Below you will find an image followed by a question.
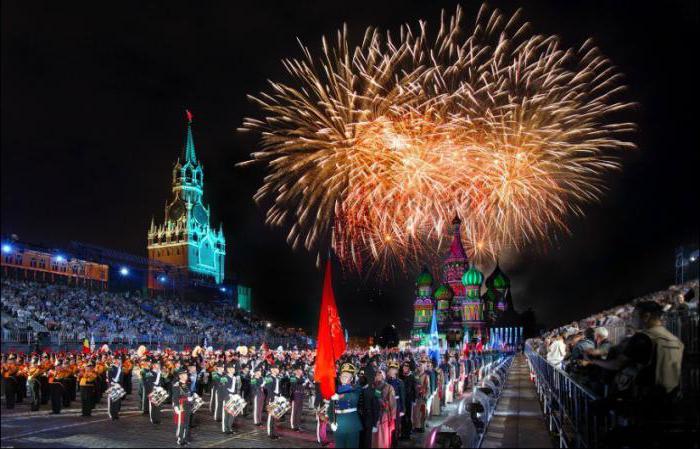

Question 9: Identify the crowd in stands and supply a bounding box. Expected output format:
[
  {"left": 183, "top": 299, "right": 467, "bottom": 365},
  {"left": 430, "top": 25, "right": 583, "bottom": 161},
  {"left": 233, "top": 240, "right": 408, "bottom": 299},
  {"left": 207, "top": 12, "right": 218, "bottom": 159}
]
[
  {"left": 1, "top": 278, "right": 308, "bottom": 348},
  {"left": 528, "top": 279, "right": 698, "bottom": 400}
]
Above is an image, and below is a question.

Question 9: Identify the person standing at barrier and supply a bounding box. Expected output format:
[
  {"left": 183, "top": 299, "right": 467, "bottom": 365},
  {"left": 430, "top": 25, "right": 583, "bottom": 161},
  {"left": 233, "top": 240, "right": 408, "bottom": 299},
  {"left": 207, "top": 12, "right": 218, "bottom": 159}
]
[
  {"left": 546, "top": 333, "right": 566, "bottom": 369},
  {"left": 399, "top": 362, "right": 415, "bottom": 440}
]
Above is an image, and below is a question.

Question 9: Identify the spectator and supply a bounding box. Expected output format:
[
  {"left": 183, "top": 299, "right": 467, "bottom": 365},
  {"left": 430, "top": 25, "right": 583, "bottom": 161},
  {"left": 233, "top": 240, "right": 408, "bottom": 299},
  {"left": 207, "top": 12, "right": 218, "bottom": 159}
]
[{"left": 546, "top": 333, "right": 566, "bottom": 369}]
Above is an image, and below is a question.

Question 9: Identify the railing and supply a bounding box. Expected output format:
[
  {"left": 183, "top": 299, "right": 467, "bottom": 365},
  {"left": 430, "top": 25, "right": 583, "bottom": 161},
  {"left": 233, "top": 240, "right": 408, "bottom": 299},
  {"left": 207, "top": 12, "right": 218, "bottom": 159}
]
[
  {"left": 525, "top": 344, "right": 606, "bottom": 448},
  {"left": 1, "top": 329, "right": 310, "bottom": 350}
]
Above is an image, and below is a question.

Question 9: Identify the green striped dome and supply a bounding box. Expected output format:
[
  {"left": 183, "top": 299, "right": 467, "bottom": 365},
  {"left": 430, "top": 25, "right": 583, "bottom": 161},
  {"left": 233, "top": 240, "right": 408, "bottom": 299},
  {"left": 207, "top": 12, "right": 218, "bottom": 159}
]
[
  {"left": 486, "top": 264, "right": 510, "bottom": 290},
  {"left": 433, "top": 284, "right": 454, "bottom": 302},
  {"left": 415, "top": 267, "right": 434, "bottom": 287},
  {"left": 462, "top": 265, "right": 484, "bottom": 287}
]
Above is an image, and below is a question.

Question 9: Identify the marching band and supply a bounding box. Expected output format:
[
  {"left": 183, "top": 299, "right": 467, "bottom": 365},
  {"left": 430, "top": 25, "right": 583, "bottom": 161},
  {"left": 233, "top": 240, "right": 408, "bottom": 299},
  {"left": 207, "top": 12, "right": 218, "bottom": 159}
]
[{"left": 2, "top": 344, "right": 482, "bottom": 448}]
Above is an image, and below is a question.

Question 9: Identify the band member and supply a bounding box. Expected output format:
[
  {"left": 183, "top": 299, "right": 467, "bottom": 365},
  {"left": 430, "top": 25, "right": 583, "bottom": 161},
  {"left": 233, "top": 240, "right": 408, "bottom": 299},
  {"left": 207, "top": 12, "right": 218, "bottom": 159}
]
[
  {"left": 48, "top": 361, "right": 65, "bottom": 414},
  {"left": 15, "top": 355, "right": 27, "bottom": 404},
  {"left": 264, "top": 360, "right": 286, "bottom": 440},
  {"left": 107, "top": 357, "right": 124, "bottom": 420},
  {"left": 221, "top": 362, "right": 241, "bottom": 434},
  {"left": 373, "top": 369, "right": 396, "bottom": 448},
  {"left": 68, "top": 355, "right": 78, "bottom": 402},
  {"left": 288, "top": 363, "right": 309, "bottom": 431},
  {"left": 146, "top": 359, "right": 168, "bottom": 424},
  {"left": 59, "top": 359, "right": 74, "bottom": 407},
  {"left": 329, "top": 363, "right": 362, "bottom": 448},
  {"left": 187, "top": 364, "right": 201, "bottom": 428},
  {"left": 172, "top": 369, "right": 192, "bottom": 447},
  {"left": 386, "top": 360, "right": 405, "bottom": 446},
  {"left": 358, "top": 367, "right": 380, "bottom": 449},
  {"left": 314, "top": 382, "right": 330, "bottom": 447},
  {"left": 138, "top": 358, "right": 153, "bottom": 414},
  {"left": 39, "top": 354, "right": 51, "bottom": 405},
  {"left": 212, "top": 362, "right": 226, "bottom": 422},
  {"left": 122, "top": 356, "right": 133, "bottom": 396},
  {"left": 251, "top": 365, "right": 266, "bottom": 426},
  {"left": 240, "top": 363, "right": 252, "bottom": 418},
  {"left": 27, "top": 357, "right": 43, "bottom": 411},
  {"left": 399, "top": 362, "right": 416, "bottom": 440},
  {"left": 412, "top": 359, "right": 430, "bottom": 432},
  {"left": 95, "top": 357, "right": 107, "bottom": 405},
  {"left": 2, "top": 354, "right": 18, "bottom": 409},
  {"left": 79, "top": 362, "right": 97, "bottom": 417}
]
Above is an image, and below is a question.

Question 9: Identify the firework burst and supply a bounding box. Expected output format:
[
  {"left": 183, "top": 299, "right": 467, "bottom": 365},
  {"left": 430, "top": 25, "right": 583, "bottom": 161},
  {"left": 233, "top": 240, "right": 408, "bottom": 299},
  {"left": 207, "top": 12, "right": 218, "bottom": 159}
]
[{"left": 239, "top": 4, "right": 636, "bottom": 274}]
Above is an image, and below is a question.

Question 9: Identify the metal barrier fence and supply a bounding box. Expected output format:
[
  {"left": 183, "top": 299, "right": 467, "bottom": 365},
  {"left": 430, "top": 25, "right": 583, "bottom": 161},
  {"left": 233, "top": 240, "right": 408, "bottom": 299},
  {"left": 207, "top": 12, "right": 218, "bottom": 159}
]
[
  {"left": 525, "top": 344, "right": 606, "bottom": 448},
  {"left": 1, "top": 329, "right": 310, "bottom": 350}
]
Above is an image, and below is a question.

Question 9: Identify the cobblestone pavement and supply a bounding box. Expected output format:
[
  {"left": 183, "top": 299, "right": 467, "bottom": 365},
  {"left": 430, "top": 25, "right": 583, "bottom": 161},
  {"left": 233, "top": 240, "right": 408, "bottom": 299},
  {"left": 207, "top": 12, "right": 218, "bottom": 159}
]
[
  {"left": 1, "top": 377, "right": 463, "bottom": 448},
  {"left": 2, "top": 378, "right": 321, "bottom": 448}
]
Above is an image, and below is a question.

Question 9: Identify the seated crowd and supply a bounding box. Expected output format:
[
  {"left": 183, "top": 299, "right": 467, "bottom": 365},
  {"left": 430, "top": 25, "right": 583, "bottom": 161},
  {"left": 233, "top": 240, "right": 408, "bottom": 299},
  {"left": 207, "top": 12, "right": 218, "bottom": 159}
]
[{"left": 1, "top": 278, "right": 307, "bottom": 348}]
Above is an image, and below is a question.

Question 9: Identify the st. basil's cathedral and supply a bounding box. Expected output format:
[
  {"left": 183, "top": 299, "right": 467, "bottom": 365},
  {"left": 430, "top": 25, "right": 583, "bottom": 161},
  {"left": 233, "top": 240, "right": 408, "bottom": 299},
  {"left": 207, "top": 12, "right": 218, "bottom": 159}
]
[{"left": 412, "top": 216, "right": 523, "bottom": 349}]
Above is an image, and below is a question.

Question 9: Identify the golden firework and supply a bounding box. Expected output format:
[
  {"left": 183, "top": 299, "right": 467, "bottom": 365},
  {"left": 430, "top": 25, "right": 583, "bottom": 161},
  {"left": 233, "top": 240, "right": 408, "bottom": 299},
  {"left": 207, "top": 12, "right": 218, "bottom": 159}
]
[{"left": 239, "top": 4, "right": 636, "bottom": 274}]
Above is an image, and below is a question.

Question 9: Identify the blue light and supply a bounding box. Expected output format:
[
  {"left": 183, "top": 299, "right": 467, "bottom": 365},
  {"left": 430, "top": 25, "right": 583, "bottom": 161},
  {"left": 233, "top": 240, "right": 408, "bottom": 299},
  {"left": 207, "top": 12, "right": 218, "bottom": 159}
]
[
  {"left": 120, "top": 267, "right": 129, "bottom": 276},
  {"left": 159, "top": 275, "right": 167, "bottom": 283},
  {"left": 220, "top": 287, "right": 226, "bottom": 293},
  {"left": 1, "top": 244, "right": 11, "bottom": 254},
  {"left": 55, "top": 255, "right": 65, "bottom": 262}
]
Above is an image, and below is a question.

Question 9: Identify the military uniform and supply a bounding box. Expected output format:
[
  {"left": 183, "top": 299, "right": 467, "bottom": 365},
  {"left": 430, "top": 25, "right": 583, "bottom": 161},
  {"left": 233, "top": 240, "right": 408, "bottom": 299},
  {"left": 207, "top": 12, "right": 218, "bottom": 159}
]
[
  {"left": 2, "top": 356, "right": 18, "bottom": 409},
  {"left": 171, "top": 370, "right": 193, "bottom": 446},
  {"left": 220, "top": 365, "right": 241, "bottom": 434},
  {"left": 386, "top": 361, "right": 405, "bottom": 446},
  {"left": 288, "top": 366, "right": 309, "bottom": 431},
  {"left": 107, "top": 362, "right": 124, "bottom": 420},
  {"left": 251, "top": 367, "right": 266, "bottom": 426},
  {"left": 330, "top": 363, "right": 363, "bottom": 448},
  {"left": 79, "top": 363, "right": 97, "bottom": 417}
]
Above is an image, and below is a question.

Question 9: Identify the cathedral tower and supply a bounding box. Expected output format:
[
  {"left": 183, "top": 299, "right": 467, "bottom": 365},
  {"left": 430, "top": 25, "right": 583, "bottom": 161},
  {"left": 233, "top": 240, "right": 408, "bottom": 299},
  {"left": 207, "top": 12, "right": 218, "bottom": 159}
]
[{"left": 147, "top": 111, "right": 226, "bottom": 290}]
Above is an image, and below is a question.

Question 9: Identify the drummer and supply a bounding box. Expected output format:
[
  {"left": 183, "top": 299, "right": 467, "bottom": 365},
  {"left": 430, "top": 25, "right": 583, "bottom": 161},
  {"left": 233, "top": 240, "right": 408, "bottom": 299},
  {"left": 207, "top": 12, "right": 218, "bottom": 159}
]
[{"left": 107, "top": 357, "right": 124, "bottom": 420}]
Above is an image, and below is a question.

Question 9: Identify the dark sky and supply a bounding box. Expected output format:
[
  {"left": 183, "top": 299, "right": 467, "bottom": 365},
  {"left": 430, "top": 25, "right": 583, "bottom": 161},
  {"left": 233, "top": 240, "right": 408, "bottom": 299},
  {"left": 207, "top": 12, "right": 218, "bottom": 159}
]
[{"left": 2, "top": 0, "right": 698, "bottom": 336}]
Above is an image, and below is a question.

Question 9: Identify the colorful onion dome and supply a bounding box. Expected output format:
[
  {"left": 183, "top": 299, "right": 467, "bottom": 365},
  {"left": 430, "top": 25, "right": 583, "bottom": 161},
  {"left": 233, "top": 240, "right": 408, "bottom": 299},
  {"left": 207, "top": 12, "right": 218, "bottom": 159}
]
[
  {"left": 486, "top": 262, "right": 510, "bottom": 290},
  {"left": 415, "top": 266, "right": 434, "bottom": 287},
  {"left": 434, "top": 284, "right": 454, "bottom": 303},
  {"left": 462, "top": 264, "right": 484, "bottom": 287}
]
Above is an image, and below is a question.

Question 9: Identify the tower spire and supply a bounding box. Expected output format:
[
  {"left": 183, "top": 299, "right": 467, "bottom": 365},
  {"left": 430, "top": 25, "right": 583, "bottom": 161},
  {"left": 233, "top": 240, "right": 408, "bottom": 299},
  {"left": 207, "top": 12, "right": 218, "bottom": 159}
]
[{"left": 183, "top": 109, "right": 196, "bottom": 163}]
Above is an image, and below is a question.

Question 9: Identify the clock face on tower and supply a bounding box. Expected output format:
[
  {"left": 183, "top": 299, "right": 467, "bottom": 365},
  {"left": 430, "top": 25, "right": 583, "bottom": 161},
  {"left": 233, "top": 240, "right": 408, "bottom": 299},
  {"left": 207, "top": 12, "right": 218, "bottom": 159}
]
[{"left": 169, "top": 200, "right": 186, "bottom": 221}]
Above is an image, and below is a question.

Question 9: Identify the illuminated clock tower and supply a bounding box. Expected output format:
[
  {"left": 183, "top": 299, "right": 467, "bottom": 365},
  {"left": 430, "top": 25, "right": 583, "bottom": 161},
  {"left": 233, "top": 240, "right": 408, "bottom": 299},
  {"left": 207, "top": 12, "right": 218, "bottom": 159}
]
[{"left": 147, "top": 111, "right": 226, "bottom": 290}]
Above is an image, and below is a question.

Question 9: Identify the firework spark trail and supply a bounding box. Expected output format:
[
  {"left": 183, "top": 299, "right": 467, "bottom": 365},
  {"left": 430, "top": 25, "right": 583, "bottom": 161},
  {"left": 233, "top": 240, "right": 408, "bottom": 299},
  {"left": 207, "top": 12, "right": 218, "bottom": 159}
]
[{"left": 239, "top": 4, "right": 636, "bottom": 274}]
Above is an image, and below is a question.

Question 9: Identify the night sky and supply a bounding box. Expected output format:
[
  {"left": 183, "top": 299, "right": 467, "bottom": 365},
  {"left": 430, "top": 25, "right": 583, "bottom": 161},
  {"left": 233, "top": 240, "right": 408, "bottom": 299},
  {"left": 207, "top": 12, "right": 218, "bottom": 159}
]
[{"left": 2, "top": 1, "right": 698, "bottom": 337}]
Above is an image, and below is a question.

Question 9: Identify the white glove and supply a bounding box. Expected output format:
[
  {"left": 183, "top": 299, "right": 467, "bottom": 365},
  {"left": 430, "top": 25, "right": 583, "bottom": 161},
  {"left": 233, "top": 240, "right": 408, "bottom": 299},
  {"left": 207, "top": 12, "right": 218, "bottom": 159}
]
[
  {"left": 187, "top": 397, "right": 193, "bottom": 402},
  {"left": 331, "top": 393, "right": 340, "bottom": 401},
  {"left": 174, "top": 406, "right": 180, "bottom": 414},
  {"left": 400, "top": 412, "right": 405, "bottom": 417},
  {"left": 372, "top": 426, "right": 378, "bottom": 433},
  {"left": 330, "top": 423, "right": 338, "bottom": 432}
]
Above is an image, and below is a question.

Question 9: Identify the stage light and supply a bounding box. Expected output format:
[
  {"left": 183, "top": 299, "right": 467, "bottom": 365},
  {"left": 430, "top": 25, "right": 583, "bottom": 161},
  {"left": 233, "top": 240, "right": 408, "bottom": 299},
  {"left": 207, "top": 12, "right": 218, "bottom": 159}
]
[
  {"left": 159, "top": 275, "right": 167, "bottom": 283},
  {"left": 120, "top": 267, "right": 129, "bottom": 276},
  {"left": 220, "top": 287, "right": 226, "bottom": 293},
  {"left": 1, "top": 244, "right": 12, "bottom": 253},
  {"left": 266, "top": 322, "right": 271, "bottom": 328},
  {"left": 55, "top": 255, "right": 65, "bottom": 262},
  {"left": 691, "top": 256, "right": 697, "bottom": 262}
]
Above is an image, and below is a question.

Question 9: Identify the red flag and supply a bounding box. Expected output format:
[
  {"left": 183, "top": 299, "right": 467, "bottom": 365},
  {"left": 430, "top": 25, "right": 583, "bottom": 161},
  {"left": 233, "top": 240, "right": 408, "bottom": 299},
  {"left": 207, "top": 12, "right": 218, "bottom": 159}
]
[
  {"left": 82, "top": 338, "right": 90, "bottom": 354},
  {"left": 313, "top": 258, "right": 346, "bottom": 400}
]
